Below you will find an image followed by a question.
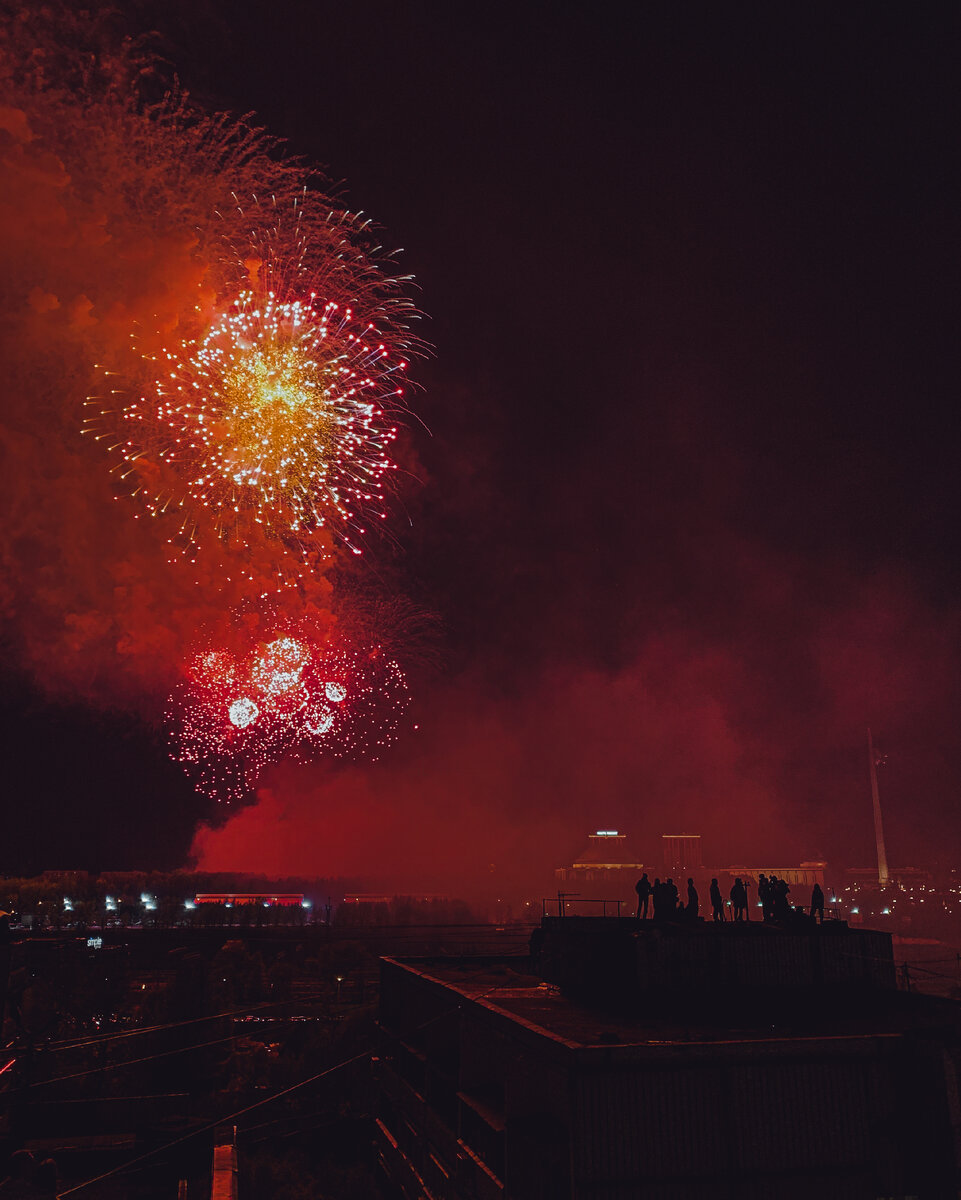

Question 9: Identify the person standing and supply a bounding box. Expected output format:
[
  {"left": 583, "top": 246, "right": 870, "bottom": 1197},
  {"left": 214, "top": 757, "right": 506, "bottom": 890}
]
[
  {"left": 730, "top": 877, "right": 747, "bottom": 922},
  {"left": 635, "top": 873, "right": 652, "bottom": 919},
  {"left": 686, "top": 878, "right": 699, "bottom": 920},
  {"left": 710, "top": 878, "right": 724, "bottom": 922},
  {"left": 811, "top": 882, "right": 825, "bottom": 923},
  {"left": 758, "top": 873, "right": 771, "bottom": 921},
  {"left": 773, "top": 876, "right": 791, "bottom": 921}
]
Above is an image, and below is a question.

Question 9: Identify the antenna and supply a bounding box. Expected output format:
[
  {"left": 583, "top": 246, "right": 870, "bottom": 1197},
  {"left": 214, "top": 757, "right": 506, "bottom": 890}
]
[{"left": 867, "top": 727, "right": 889, "bottom": 885}]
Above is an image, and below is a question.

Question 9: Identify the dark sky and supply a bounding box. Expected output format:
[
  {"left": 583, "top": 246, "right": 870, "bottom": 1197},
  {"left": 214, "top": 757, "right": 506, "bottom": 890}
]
[{"left": 3, "top": 2, "right": 961, "bottom": 888}]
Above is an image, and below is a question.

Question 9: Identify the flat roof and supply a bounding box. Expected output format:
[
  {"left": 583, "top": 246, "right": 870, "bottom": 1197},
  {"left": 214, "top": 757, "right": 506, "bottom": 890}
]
[{"left": 382, "top": 957, "right": 961, "bottom": 1050}]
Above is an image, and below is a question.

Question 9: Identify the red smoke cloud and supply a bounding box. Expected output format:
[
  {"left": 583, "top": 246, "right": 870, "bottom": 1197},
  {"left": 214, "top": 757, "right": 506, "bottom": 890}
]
[{"left": 191, "top": 557, "right": 961, "bottom": 893}]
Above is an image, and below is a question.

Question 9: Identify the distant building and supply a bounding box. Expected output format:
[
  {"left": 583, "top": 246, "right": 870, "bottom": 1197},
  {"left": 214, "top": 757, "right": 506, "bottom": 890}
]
[
  {"left": 375, "top": 920, "right": 961, "bottom": 1198},
  {"left": 194, "top": 893, "right": 303, "bottom": 907},
  {"left": 725, "top": 860, "right": 827, "bottom": 889},
  {"left": 554, "top": 831, "right": 644, "bottom": 903},
  {"left": 661, "top": 833, "right": 702, "bottom": 872}
]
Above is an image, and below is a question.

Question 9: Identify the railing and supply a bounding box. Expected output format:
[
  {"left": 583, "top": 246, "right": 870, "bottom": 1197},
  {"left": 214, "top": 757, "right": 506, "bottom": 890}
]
[{"left": 541, "top": 895, "right": 625, "bottom": 918}]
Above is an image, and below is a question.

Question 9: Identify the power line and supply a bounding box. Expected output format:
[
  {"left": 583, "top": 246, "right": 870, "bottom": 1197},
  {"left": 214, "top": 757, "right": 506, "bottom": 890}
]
[
  {"left": 57, "top": 1048, "right": 372, "bottom": 1196},
  {"left": 45, "top": 1002, "right": 281, "bottom": 1053},
  {"left": 57, "top": 980, "right": 503, "bottom": 1196},
  {"left": 16, "top": 1035, "right": 236, "bottom": 1094}
]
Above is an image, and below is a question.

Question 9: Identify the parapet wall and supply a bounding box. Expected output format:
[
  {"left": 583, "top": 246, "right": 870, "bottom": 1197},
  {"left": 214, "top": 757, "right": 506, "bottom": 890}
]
[{"left": 534, "top": 916, "right": 896, "bottom": 995}]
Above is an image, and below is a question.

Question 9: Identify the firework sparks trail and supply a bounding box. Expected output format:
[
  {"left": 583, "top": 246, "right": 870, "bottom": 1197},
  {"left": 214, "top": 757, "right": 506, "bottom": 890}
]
[
  {"left": 0, "top": 15, "right": 430, "bottom": 811},
  {"left": 169, "top": 629, "right": 411, "bottom": 803},
  {"left": 84, "top": 195, "right": 421, "bottom": 577}
]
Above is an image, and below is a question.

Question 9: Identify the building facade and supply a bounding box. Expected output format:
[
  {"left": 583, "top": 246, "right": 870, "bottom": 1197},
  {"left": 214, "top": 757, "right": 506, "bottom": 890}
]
[{"left": 375, "top": 929, "right": 961, "bottom": 1198}]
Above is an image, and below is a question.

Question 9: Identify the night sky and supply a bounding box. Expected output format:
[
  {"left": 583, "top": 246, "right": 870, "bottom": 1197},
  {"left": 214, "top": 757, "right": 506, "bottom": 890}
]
[{"left": 2, "top": 3, "right": 961, "bottom": 891}]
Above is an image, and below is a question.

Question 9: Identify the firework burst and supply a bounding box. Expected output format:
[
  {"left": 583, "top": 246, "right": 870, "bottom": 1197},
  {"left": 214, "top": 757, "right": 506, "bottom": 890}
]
[
  {"left": 85, "top": 193, "right": 420, "bottom": 573},
  {"left": 169, "top": 624, "right": 411, "bottom": 803}
]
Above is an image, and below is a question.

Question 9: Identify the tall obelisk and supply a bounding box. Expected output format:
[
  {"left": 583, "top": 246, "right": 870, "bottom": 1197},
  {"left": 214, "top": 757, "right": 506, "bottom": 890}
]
[{"left": 867, "top": 727, "right": 889, "bottom": 885}]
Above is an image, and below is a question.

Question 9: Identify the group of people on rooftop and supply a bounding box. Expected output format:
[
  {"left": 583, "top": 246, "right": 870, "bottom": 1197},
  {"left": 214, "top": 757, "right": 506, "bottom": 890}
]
[{"left": 634, "top": 872, "right": 826, "bottom": 924}]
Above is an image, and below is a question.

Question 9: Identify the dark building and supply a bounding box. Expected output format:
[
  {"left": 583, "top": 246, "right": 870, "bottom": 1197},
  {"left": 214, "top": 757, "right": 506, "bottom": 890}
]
[{"left": 374, "top": 918, "right": 961, "bottom": 1198}]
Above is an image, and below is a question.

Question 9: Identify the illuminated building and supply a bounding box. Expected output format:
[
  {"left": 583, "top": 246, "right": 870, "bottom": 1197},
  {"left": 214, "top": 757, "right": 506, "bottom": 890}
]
[
  {"left": 724, "top": 860, "right": 827, "bottom": 890},
  {"left": 661, "top": 832, "right": 702, "bottom": 873},
  {"left": 554, "top": 830, "right": 644, "bottom": 894}
]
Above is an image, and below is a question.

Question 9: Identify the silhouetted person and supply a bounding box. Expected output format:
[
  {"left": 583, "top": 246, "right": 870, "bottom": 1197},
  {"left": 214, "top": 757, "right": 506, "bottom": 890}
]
[
  {"left": 730, "top": 877, "right": 747, "bottom": 922},
  {"left": 773, "top": 876, "right": 791, "bottom": 921},
  {"left": 758, "top": 873, "right": 772, "bottom": 921},
  {"left": 686, "top": 878, "right": 699, "bottom": 919},
  {"left": 651, "top": 877, "right": 663, "bottom": 920},
  {"left": 710, "top": 878, "right": 724, "bottom": 922},
  {"left": 666, "top": 878, "right": 679, "bottom": 918},
  {"left": 635, "top": 873, "right": 652, "bottom": 919},
  {"left": 811, "top": 882, "right": 825, "bottom": 923}
]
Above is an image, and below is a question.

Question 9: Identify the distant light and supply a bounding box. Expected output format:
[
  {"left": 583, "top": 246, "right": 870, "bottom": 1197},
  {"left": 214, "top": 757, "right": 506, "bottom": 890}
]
[
  {"left": 184, "top": 900, "right": 196, "bottom": 910},
  {"left": 301, "top": 900, "right": 312, "bottom": 909},
  {"left": 882, "top": 907, "right": 891, "bottom": 915},
  {"left": 263, "top": 902, "right": 270, "bottom": 908},
  {"left": 140, "top": 893, "right": 151, "bottom": 904},
  {"left": 64, "top": 899, "right": 73, "bottom": 912},
  {"left": 851, "top": 907, "right": 859, "bottom": 914},
  {"left": 105, "top": 897, "right": 117, "bottom": 911}
]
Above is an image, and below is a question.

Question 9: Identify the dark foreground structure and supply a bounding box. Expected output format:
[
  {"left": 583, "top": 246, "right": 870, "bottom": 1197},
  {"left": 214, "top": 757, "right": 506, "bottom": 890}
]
[{"left": 374, "top": 917, "right": 961, "bottom": 1199}]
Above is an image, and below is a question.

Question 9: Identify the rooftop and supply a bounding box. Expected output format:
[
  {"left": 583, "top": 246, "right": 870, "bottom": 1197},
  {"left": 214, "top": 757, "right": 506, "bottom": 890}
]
[
  {"left": 381, "top": 916, "right": 959, "bottom": 1051},
  {"left": 386, "top": 954, "right": 961, "bottom": 1050}
]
